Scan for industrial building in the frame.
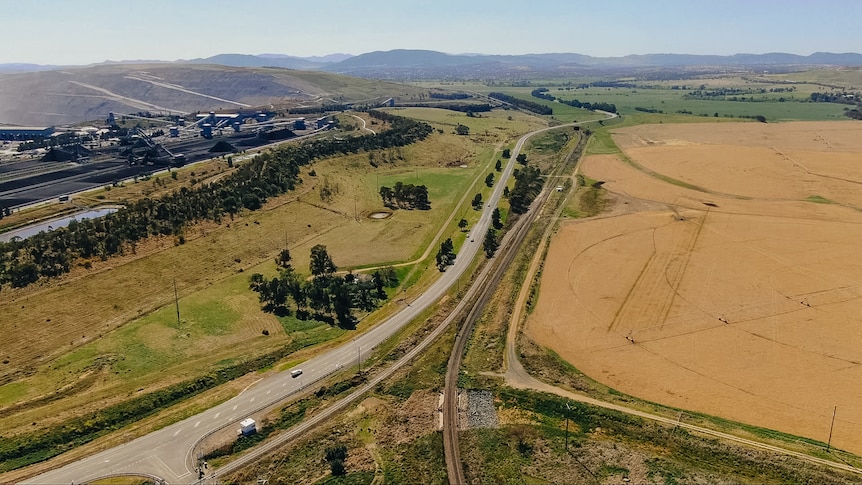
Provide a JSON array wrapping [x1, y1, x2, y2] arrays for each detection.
[[0, 126, 55, 140]]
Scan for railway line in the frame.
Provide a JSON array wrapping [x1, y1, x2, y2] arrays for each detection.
[[20, 117, 601, 484], [442, 125, 581, 485]]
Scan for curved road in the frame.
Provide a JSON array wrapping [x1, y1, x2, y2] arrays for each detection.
[[23, 118, 558, 484]]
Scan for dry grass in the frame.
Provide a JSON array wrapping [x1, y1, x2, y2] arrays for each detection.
[[0, 113, 521, 441], [527, 120, 862, 455]]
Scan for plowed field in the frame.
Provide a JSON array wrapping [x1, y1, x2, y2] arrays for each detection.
[[527, 121, 862, 454]]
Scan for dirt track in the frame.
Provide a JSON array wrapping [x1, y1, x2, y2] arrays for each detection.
[[526, 121, 862, 455]]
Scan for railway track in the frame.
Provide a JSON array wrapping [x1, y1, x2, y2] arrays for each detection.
[[442, 188, 548, 484], [441, 126, 582, 484]]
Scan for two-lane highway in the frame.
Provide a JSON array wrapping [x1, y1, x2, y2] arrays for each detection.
[[25, 114, 616, 484], [24, 118, 536, 485]]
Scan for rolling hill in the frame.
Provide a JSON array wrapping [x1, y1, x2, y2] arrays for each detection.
[[0, 63, 422, 126]]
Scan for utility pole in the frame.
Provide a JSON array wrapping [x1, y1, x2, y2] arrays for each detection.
[[827, 405, 837, 452], [565, 403, 571, 451], [174, 277, 180, 326]]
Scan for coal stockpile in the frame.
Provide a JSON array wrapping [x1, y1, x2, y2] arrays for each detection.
[[208, 140, 238, 153]]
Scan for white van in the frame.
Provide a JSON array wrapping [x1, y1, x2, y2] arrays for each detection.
[[291, 369, 303, 378]]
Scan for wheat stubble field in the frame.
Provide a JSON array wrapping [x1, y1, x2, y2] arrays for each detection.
[[527, 121, 862, 454]]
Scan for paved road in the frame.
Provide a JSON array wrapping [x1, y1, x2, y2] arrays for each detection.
[[23, 122, 518, 485]]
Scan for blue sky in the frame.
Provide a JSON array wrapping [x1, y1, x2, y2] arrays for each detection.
[[2, 0, 861, 64]]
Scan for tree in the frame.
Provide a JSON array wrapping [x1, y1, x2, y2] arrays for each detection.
[[485, 173, 495, 187], [306, 278, 331, 315], [458, 218, 468, 232], [330, 459, 345, 476], [372, 271, 387, 299], [436, 237, 456, 271], [330, 277, 356, 329], [275, 247, 292, 269], [456, 124, 470, 135], [326, 445, 348, 476], [472, 193, 483, 210], [379, 186, 394, 207], [502, 148, 511, 158], [516, 153, 527, 165], [310, 244, 337, 277], [483, 228, 499, 258], [495, 159, 502, 172], [413, 184, 431, 210], [492, 208, 502, 230]]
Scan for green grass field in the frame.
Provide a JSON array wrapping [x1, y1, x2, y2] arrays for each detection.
[[420, 77, 852, 122]]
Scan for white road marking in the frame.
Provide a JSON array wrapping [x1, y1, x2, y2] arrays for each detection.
[[250, 397, 255, 402], [173, 428, 181, 437], [194, 421, 200, 428], [233, 405, 238, 411], [214, 412, 220, 419]]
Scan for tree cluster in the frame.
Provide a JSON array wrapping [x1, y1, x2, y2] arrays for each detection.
[[436, 237, 456, 271], [508, 166, 543, 214], [250, 245, 399, 329], [379, 182, 430, 210], [809, 92, 859, 105], [0, 112, 431, 291], [488, 92, 553, 115]]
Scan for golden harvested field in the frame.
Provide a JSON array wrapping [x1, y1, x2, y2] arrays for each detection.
[[527, 121, 862, 454]]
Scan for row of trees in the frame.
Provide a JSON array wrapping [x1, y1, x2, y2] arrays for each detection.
[[395, 102, 492, 114], [249, 245, 399, 329], [488, 92, 553, 115], [429, 92, 471, 100], [0, 111, 432, 291], [530, 88, 617, 113], [508, 166, 543, 214], [379, 182, 430, 210]]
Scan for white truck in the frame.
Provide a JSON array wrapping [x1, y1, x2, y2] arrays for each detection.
[[238, 418, 256, 436]]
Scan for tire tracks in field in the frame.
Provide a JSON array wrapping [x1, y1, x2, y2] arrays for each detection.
[[499, 155, 862, 478]]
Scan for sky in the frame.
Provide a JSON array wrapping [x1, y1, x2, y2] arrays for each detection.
[[2, 0, 862, 65]]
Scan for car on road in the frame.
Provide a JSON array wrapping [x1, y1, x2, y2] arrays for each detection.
[[291, 369, 303, 378]]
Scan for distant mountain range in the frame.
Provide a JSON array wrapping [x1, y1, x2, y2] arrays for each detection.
[[3, 50, 862, 75]]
